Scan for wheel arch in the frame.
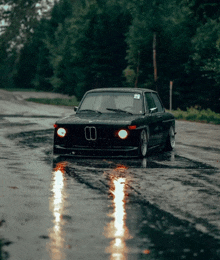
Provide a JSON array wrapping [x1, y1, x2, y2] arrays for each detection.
[[136, 125, 150, 141]]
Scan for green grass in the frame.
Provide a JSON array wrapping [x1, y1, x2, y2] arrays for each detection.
[[26, 97, 79, 107], [171, 107, 220, 125]]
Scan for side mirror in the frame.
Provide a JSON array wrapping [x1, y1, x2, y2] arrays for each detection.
[[149, 107, 158, 114], [73, 106, 78, 112]]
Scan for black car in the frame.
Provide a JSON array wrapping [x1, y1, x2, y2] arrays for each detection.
[[53, 88, 175, 157]]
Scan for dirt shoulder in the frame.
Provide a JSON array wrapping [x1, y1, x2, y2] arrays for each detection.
[[0, 89, 17, 101], [11, 91, 73, 100], [0, 90, 74, 117], [0, 89, 72, 101]]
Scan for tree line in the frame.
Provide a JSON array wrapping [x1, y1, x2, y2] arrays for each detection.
[[1, 0, 220, 112]]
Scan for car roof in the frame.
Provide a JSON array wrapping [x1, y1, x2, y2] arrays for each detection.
[[86, 88, 156, 94]]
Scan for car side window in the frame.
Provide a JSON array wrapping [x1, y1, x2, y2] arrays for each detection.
[[151, 93, 164, 112], [145, 93, 156, 112]]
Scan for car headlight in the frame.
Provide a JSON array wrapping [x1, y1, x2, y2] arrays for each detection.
[[118, 129, 129, 139], [57, 128, 66, 138]]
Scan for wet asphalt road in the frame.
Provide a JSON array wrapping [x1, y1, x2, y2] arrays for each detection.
[[0, 99, 220, 260]]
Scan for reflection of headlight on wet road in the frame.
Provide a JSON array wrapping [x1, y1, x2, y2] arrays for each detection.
[[113, 178, 125, 237], [105, 176, 131, 259], [48, 162, 67, 260], [53, 169, 64, 224]]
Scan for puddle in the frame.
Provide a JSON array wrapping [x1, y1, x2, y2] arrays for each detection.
[[7, 129, 54, 149], [51, 160, 220, 260]]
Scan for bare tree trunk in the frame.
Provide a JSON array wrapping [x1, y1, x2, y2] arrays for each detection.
[[135, 51, 140, 88], [153, 32, 158, 92]]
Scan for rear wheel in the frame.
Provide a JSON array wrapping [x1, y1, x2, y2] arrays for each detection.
[[164, 126, 175, 151], [138, 130, 148, 157]]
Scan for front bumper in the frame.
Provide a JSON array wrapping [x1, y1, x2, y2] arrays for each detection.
[[53, 144, 138, 157]]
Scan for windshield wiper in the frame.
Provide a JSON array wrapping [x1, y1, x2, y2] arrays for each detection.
[[106, 108, 133, 115], [78, 109, 102, 114]]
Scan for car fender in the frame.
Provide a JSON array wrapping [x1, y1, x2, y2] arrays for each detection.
[[136, 125, 150, 141]]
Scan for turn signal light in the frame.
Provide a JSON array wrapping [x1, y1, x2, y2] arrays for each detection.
[[128, 125, 137, 130]]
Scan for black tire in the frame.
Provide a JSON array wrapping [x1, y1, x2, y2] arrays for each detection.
[[164, 126, 175, 151], [138, 129, 148, 157]]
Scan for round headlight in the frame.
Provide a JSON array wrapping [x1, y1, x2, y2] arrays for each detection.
[[118, 129, 128, 139], [57, 128, 66, 138]]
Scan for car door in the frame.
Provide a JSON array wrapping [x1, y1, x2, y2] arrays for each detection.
[[144, 92, 162, 147], [151, 92, 166, 144]]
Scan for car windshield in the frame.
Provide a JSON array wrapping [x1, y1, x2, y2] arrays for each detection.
[[78, 92, 144, 114]]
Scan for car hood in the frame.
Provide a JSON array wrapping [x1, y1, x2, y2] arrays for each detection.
[[56, 112, 142, 126]]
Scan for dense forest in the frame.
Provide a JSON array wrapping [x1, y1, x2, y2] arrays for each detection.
[[0, 0, 220, 112]]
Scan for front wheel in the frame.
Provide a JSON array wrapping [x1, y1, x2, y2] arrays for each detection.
[[138, 130, 148, 157], [164, 126, 175, 151]]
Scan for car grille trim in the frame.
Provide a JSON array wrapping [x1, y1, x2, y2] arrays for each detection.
[[84, 126, 97, 141]]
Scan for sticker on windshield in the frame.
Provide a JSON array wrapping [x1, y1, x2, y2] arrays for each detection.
[[134, 94, 140, 99]]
